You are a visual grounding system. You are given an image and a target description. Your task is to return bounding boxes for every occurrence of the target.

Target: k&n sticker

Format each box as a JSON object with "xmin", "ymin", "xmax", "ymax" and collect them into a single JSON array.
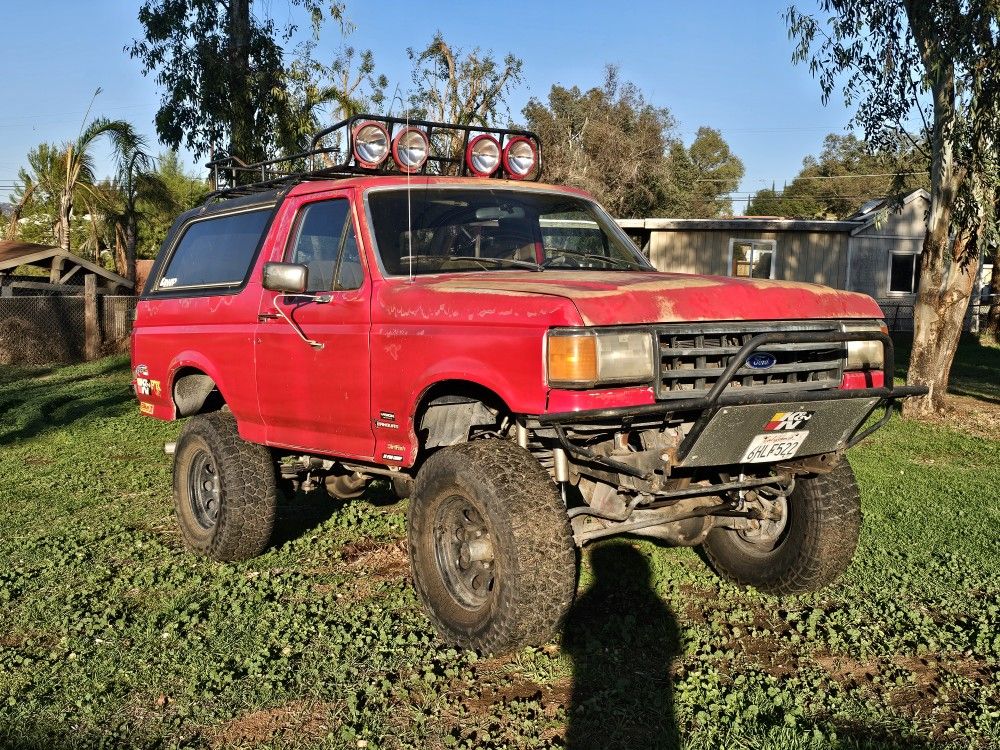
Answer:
[{"xmin": 764, "ymin": 411, "xmax": 814, "ymax": 431}]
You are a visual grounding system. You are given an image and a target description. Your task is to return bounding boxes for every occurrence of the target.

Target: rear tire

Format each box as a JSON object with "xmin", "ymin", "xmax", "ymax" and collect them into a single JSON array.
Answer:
[
  {"xmin": 173, "ymin": 411, "xmax": 278, "ymax": 561},
  {"xmin": 408, "ymin": 440, "xmax": 577, "ymax": 654},
  {"xmin": 700, "ymin": 460, "xmax": 862, "ymax": 594}
]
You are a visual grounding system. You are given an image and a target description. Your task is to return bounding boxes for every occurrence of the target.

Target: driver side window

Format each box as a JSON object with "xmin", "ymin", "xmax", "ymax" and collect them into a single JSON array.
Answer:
[{"xmin": 288, "ymin": 199, "xmax": 363, "ymax": 291}]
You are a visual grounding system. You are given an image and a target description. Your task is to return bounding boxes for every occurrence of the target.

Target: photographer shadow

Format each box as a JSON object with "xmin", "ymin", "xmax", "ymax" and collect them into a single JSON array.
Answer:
[{"xmin": 563, "ymin": 542, "xmax": 681, "ymax": 749}]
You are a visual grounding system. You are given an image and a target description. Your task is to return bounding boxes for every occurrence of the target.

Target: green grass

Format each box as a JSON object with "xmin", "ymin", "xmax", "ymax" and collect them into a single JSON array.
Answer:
[{"xmin": 0, "ymin": 344, "xmax": 998, "ymax": 750}]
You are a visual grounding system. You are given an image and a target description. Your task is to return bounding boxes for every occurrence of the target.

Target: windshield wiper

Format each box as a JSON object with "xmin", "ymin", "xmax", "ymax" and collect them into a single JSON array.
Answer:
[
  {"xmin": 445, "ymin": 256, "xmax": 543, "ymax": 272},
  {"xmin": 542, "ymin": 251, "xmax": 634, "ymax": 269}
]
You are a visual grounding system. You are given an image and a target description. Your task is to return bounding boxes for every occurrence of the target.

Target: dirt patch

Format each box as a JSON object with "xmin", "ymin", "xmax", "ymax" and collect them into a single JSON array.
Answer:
[
  {"xmin": 885, "ymin": 653, "xmax": 996, "ymax": 742},
  {"xmin": 207, "ymin": 700, "xmax": 339, "ymax": 748},
  {"xmin": 332, "ymin": 539, "xmax": 410, "ymax": 603},
  {"xmin": 340, "ymin": 539, "xmax": 409, "ymax": 576},
  {"xmin": 732, "ymin": 633, "xmax": 800, "ymax": 678},
  {"xmin": 815, "ymin": 653, "xmax": 882, "ymax": 687},
  {"xmin": 918, "ymin": 393, "xmax": 1000, "ymax": 440}
]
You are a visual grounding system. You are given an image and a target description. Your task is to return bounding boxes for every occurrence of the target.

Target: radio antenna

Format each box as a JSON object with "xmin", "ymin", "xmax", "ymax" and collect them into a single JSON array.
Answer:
[{"xmin": 406, "ymin": 109, "xmax": 414, "ymax": 284}]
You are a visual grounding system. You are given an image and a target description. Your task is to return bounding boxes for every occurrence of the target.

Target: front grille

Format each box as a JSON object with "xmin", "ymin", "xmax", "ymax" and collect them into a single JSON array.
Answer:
[{"xmin": 656, "ymin": 322, "xmax": 846, "ymax": 399}]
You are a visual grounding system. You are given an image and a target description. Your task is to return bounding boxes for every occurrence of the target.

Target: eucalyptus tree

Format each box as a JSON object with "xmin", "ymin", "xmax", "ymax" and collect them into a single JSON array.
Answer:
[
  {"xmin": 130, "ymin": 0, "xmax": 345, "ymax": 164},
  {"xmin": 788, "ymin": 0, "xmax": 1000, "ymax": 416},
  {"xmin": 407, "ymin": 34, "xmax": 523, "ymax": 162}
]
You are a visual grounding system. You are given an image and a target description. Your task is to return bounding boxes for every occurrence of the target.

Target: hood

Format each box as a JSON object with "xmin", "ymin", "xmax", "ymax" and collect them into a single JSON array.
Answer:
[{"xmin": 422, "ymin": 270, "xmax": 884, "ymax": 326}]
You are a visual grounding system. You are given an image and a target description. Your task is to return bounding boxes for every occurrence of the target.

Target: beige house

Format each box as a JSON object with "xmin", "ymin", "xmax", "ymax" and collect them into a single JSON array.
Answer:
[{"xmin": 619, "ymin": 190, "xmax": 993, "ymax": 331}]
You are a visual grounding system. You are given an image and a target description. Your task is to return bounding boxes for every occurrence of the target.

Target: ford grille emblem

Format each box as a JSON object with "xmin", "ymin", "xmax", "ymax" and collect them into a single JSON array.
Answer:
[{"xmin": 746, "ymin": 352, "xmax": 777, "ymax": 370}]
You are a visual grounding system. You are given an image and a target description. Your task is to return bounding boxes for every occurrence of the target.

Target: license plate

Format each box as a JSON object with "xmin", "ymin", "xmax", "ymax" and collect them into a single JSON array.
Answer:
[{"xmin": 740, "ymin": 430, "xmax": 809, "ymax": 463}]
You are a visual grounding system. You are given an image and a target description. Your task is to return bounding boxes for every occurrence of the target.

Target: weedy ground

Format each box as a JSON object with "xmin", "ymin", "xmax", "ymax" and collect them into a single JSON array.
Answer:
[{"xmin": 0, "ymin": 337, "xmax": 997, "ymax": 750}]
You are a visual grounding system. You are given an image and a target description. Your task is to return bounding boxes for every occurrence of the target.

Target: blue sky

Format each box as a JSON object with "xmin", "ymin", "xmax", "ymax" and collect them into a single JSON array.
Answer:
[{"xmin": 0, "ymin": 1, "xmax": 855, "ymax": 213}]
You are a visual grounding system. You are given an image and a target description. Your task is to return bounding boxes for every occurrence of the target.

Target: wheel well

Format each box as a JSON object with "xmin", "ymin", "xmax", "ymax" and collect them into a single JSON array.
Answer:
[
  {"xmin": 173, "ymin": 367, "xmax": 226, "ymax": 417},
  {"xmin": 415, "ymin": 380, "xmax": 510, "ymax": 449}
]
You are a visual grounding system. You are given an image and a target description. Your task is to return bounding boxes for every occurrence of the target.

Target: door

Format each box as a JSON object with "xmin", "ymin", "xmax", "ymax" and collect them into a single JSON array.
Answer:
[{"xmin": 254, "ymin": 192, "xmax": 374, "ymax": 459}]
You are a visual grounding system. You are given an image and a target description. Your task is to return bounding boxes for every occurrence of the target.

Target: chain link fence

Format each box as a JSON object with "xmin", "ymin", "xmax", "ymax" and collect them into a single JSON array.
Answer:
[
  {"xmin": 0, "ymin": 294, "xmax": 138, "ymax": 366},
  {"xmin": 101, "ymin": 295, "xmax": 139, "ymax": 342},
  {"xmin": 879, "ymin": 296, "xmax": 996, "ymax": 335}
]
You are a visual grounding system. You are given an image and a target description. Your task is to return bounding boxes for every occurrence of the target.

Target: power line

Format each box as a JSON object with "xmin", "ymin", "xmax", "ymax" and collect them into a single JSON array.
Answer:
[{"xmin": 695, "ymin": 170, "xmax": 928, "ymax": 183}]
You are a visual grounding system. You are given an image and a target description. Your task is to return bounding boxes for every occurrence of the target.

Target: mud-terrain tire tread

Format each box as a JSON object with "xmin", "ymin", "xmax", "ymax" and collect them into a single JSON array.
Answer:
[
  {"xmin": 173, "ymin": 411, "xmax": 278, "ymax": 562},
  {"xmin": 408, "ymin": 440, "xmax": 577, "ymax": 655},
  {"xmin": 701, "ymin": 460, "xmax": 862, "ymax": 595}
]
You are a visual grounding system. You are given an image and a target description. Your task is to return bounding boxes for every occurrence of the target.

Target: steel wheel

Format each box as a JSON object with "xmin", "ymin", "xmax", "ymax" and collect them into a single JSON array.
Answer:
[
  {"xmin": 188, "ymin": 449, "xmax": 221, "ymax": 530},
  {"xmin": 433, "ymin": 495, "xmax": 496, "ymax": 610}
]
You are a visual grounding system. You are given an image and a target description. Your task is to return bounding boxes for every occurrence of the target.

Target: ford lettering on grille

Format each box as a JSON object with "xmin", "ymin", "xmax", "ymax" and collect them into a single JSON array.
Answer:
[{"xmin": 746, "ymin": 352, "xmax": 778, "ymax": 370}]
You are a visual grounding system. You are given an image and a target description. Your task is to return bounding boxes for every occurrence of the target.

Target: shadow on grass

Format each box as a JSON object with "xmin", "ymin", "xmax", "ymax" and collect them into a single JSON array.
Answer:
[
  {"xmin": 0, "ymin": 357, "xmax": 134, "ymax": 448},
  {"xmin": 269, "ymin": 480, "xmax": 401, "ymax": 551},
  {"xmin": 563, "ymin": 543, "xmax": 680, "ymax": 749},
  {"xmin": 0, "ymin": 388, "xmax": 133, "ymax": 448},
  {"xmin": 269, "ymin": 485, "xmax": 340, "ymax": 550},
  {"xmin": 893, "ymin": 333, "xmax": 1000, "ymax": 401}
]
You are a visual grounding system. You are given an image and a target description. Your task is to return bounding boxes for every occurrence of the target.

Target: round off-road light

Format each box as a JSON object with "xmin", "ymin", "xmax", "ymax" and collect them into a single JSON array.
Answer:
[
  {"xmin": 391, "ymin": 127, "xmax": 429, "ymax": 173},
  {"xmin": 502, "ymin": 136, "xmax": 537, "ymax": 179},
  {"xmin": 352, "ymin": 121, "xmax": 390, "ymax": 168},
  {"xmin": 466, "ymin": 134, "xmax": 501, "ymax": 177}
]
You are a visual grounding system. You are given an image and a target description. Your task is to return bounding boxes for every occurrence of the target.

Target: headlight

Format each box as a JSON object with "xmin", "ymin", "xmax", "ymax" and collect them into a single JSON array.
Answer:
[
  {"xmin": 841, "ymin": 321, "xmax": 887, "ymax": 370},
  {"xmin": 547, "ymin": 330, "xmax": 654, "ymax": 388}
]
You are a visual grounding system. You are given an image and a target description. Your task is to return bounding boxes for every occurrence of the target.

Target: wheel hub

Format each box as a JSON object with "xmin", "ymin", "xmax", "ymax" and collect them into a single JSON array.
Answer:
[
  {"xmin": 434, "ymin": 497, "xmax": 496, "ymax": 609},
  {"xmin": 188, "ymin": 449, "xmax": 221, "ymax": 530},
  {"xmin": 738, "ymin": 494, "xmax": 788, "ymax": 547}
]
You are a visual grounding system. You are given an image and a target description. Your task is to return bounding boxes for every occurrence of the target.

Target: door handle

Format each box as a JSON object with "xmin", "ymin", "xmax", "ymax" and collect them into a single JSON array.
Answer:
[{"xmin": 258, "ymin": 311, "xmax": 280, "ymax": 321}]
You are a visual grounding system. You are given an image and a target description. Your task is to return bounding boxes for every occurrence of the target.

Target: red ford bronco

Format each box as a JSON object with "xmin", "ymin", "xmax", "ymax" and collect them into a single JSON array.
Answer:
[{"xmin": 133, "ymin": 116, "xmax": 925, "ymax": 654}]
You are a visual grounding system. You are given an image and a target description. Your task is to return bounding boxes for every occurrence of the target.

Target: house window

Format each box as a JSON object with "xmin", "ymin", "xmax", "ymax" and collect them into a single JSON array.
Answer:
[
  {"xmin": 888, "ymin": 252, "xmax": 921, "ymax": 294},
  {"xmin": 729, "ymin": 239, "xmax": 776, "ymax": 279}
]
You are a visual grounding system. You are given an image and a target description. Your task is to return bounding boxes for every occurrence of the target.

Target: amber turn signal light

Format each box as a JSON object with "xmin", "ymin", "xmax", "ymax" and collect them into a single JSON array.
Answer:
[{"xmin": 547, "ymin": 334, "xmax": 598, "ymax": 387}]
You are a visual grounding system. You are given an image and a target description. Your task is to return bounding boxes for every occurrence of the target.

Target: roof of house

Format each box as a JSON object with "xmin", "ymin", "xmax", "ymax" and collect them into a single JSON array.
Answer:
[
  {"xmin": 617, "ymin": 189, "xmax": 930, "ymax": 237},
  {"xmin": 616, "ymin": 217, "xmax": 858, "ymax": 233},
  {"xmin": 848, "ymin": 189, "xmax": 930, "ymax": 235},
  {"xmin": 0, "ymin": 242, "xmax": 133, "ymax": 290}
]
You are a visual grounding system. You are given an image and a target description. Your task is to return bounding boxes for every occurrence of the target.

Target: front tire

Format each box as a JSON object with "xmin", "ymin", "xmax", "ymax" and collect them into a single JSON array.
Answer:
[
  {"xmin": 408, "ymin": 440, "xmax": 577, "ymax": 654},
  {"xmin": 173, "ymin": 411, "xmax": 278, "ymax": 561},
  {"xmin": 700, "ymin": 460, "xmax": 862, "ymax": 594}
]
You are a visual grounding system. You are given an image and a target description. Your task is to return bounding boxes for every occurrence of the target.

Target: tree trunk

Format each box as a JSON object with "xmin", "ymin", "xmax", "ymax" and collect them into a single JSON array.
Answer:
[
  {"xmin": 905, "ymin": 231, "xmax": 980, "ymax": 416},
  {"xmin": 228, "ymin": 0, "xmax": 256, "ymax": 167},
  {"xmin": 125, "ymin": 218, "xmax": 138, "ymax": 282},
  {"xmin": 58, "ymin": 186, "xmax": 72, "ymax": 252}
]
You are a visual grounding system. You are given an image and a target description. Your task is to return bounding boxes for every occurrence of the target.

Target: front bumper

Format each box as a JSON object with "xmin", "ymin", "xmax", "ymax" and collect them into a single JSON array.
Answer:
[{"xmin": 536, "ymin": 330, "xmax": 927, "ymax": 464}]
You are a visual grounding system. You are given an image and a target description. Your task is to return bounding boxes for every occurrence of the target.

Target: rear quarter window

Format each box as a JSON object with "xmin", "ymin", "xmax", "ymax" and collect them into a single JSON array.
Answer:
[{"xmin": 155, "ymin": 209, "xmax": 272, "ymax": 292}]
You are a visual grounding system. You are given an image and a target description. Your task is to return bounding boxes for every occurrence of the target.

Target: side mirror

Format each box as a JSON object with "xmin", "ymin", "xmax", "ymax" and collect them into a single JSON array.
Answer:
[{"xmin": 263, "ymin": 262, "xmax": 308, "ymax": 294}]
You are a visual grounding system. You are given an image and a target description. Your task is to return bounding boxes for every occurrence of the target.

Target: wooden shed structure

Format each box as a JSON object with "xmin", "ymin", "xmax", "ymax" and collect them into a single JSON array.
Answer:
[{"xmin": 0, "ymin": 242, "xmax": 133, "ymax": 296}]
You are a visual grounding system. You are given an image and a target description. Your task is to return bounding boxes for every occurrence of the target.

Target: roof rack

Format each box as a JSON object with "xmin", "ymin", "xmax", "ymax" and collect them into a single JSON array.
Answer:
[{"xmin": 203, "ymin": 114, "xmax": 543, "ymax": 204}]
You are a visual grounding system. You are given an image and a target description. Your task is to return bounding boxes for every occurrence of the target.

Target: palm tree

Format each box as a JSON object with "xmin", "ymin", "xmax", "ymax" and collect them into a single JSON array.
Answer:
[
  {"xmin": 103, "ymin": 156, "xmax": 175, "ymax": 281},
  {"xmin": 57, "ymin": 117, "xmax": 143, "ymax": 255}
]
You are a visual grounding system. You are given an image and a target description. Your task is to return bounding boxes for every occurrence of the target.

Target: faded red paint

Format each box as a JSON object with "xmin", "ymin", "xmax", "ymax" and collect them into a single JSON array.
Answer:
[{"xmin": 132, "ymin": 177, "xmax": 884, "ymax": 468}]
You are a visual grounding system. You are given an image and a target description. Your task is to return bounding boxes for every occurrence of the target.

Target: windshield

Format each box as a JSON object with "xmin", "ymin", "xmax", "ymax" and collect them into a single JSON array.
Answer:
[{"xmin": 367, "ymin": 187, "xmax": 652, "ymax": 276}]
